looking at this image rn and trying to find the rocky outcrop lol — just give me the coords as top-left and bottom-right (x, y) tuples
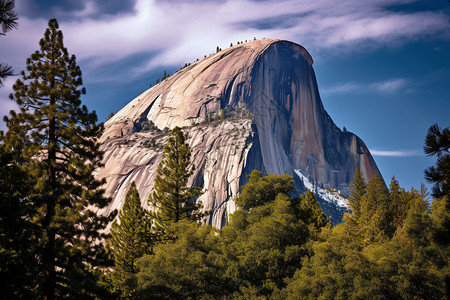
(98, 39), (381, 226)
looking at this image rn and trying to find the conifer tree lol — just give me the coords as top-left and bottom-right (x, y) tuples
(360, 173), (389, 241)
(348, 168), (366, 219)
(299, 190), (328, 228)
(107, 182), (153, 298)
(0, 0), (18, 86)
(0, 0), (17, 34)
(424, 124), (450, 198)
(424, 124), (450, 247)
(1, 19), (114, 299)
(388, 176), (413, 233)
(149, 126), (205, 230)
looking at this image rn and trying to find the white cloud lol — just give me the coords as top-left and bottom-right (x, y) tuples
(370, 149), (422, 157)
(321, 82), (361, 94)
(1, 0), (448, 120)
(322, 78), (409, 95)
(371, 78), (408, 93)
(5, 0), (449, 73)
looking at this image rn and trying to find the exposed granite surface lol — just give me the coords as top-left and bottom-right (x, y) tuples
(98, 39), (381, 226)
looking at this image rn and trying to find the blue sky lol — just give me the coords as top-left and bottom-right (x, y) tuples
(1, 0), (449, 191)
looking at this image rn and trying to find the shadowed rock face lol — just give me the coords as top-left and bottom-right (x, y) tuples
(98, 39), (381, 227)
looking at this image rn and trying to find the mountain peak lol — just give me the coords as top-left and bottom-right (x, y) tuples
(103, 39), (312, 135)
(98, 39), (381, 227)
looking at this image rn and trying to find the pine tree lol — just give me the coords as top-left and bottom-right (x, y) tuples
(299, 190), (328, 229)
(1, 19), (114, 299)
(424, 124), (450, 248)
(348, 168), (366, 219)
(0, 0), (18, 86)
(107, 182), (153, 298)
(148, 126), (205, 230)
(424, 124), (449, 198)
(360, 173), (389, 241)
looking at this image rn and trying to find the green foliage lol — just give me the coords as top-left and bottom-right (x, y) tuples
(348, 168), (366, 218)
(137, 221), (224, 299)
(0, 18), (114, 299)
(107, 182), (154, 298)
(106, 111), (115, 120)
(0, 0), (18, 34)
(279, 224), (376, 299)
(1, 38), (447, 298)
(137, 172), (328, 298)
(0, 0), (18, 86)
(235, 169), (295, 210)
(281, 174), (448, 299)
(219, 193), (311, 298)
(424, 124), (450, 198)
(0, 64), (14, 86)
(148, 126), (205, 231)
(359, 173), (390, 242)
(299, 190), (329, 229)
(0, 145), (38, 299)
(424, 124), (450, 251)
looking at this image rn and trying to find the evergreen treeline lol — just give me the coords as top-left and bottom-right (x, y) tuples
(130, 168), (449, 299)
(107, 126), (449, 299)
(0, 18), (449, 299)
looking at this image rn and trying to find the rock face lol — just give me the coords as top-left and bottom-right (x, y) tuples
(98, 39), (381, 226)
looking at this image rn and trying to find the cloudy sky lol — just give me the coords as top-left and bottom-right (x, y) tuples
(1, 0), (449, 191)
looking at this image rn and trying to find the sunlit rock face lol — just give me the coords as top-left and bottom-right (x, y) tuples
(98, 39), (381, 226)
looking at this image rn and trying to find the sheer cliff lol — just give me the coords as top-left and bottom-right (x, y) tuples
(97, 39), (381, 226)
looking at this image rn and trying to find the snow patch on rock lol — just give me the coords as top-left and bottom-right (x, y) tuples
(294, 169), (348, 209)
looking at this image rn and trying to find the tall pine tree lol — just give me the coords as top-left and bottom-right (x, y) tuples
(1, 19), (114, 299)
(348, 168), (366, 219)
(148, 126), (205, 230)
(107, 182), (153, 298)
(359, 173), (389, 242)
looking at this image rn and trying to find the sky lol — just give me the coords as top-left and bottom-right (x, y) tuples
(1, 0), (449, 192)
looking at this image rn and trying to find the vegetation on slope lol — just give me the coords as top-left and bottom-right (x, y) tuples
(0, 17), (448, 299)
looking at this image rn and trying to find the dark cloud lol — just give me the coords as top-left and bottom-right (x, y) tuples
(16, 0), (137, 20)
(154, 0), (220, 3)
(385, 0), (448, 14)
(95, 0), (137, 15)
(235, 12), (310, 30)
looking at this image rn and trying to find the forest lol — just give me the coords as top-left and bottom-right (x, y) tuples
(0, 18), (449, 300)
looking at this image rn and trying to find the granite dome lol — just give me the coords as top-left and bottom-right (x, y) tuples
(97, 39), (381, 227)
